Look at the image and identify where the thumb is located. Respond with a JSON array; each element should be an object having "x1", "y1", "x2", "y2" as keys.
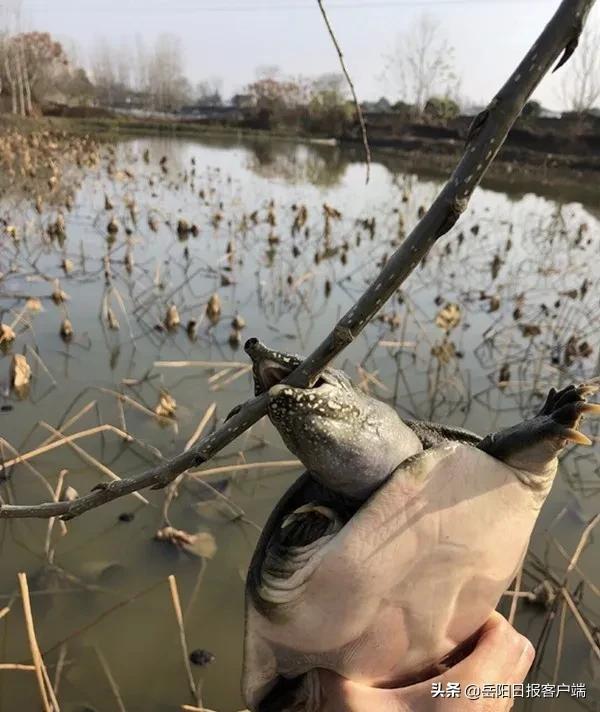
[
  {"x1": 319, "y1": 613, "x2": 535, "y2": 712},
  {"x1": 446, "y1": 611, "x2": 535, "y2": 686}
]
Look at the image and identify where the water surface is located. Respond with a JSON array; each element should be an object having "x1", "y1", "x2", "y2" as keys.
[{"x1": 0, "y1": 134, "x2": 598, "y2": 711}]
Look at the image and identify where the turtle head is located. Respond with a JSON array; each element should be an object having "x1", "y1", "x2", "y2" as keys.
[
  {"x1": 245, "y1": 338, "x2": 422, "y2": 499},
  {"x1": 245, "y1": 338, "x2": 303, "y2": 396},
  {"x1": 245, "y1": 337, "x2": 341, "y2": 395},
  {"x1": 267, "y1": 372, "x2": 422, "y2": 500}
]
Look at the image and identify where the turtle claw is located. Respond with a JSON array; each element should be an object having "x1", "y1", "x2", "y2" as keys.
[
  {"x1": 479, "y1": 382, "x2": 599, "y2": 476},
  {"x1": 561, "y1": 428, "x2": 592, "y2": 447},
  {"x1": 578, "y1": 385, "x2": 599, "y2": 398},
  {"x1": 538, "y1": 382, "x2": 599, "y2": 416},
  {"x1": 537, "y1": 383, "x2": 600, "y2": 445}
]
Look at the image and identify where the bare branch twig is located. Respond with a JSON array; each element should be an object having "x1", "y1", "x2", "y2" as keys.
[
  {"x1": 316, "y1": 0, "x2": 371, "y2": 183},
  {"x1": 168, "y1": 575, "x2": 201, "y2": 707},
  {"x1": 17, "y1": 572, "x2": 58, "y2": 712}
]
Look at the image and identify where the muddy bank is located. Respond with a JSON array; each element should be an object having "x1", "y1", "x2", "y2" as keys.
[{"x1": 4, "y1": 112, "x2": 600, "y2": 205}]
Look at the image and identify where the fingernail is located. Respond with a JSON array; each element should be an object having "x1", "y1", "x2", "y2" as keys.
[{"x1": 519, "y1": 638, "x2": 535, "y2": 666}]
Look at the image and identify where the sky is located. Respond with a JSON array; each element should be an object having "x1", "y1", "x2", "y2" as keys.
[{"x1": 14, "y1": 0, "x2": 600, "y2": 110}]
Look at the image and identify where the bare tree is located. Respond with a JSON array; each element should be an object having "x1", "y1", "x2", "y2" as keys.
[
  {"x1": 560, "y1": 20, "x2": 600, "y2": 113},
  {"x1": 133, "y1": 35, "x2": 149, "y2": 95},
  {"x1": 311, "y1": 72, "x2": 347, "y2": 103},
  {"x1": 147, "y1": 33, "x2": 189, "y2": 111},
  {"x1": 383, "y1": 14, "x2": 459, "y2": 113},
  {"x1": 196, "y1": 76, "x2": 223, "y2": 105},
  {"x1": 11, "y1": 32, "x2": 69, "y2": 110},
  {"x1": 3, "y1": 51, "x2": 18, "y2": 113},
  {"x1": 0, "y1": 0, "x2": 25, "y2": 115},
  {"x1": 115, "y1": 44, "x2": 133, "y2": 93},
  {"x1": 90, "y1": 38, "x2": 117, "y2": 103},
  {"x1": 18, "y1": 37, "x2": 33, "y2": 114},
  {"x1": 13, "y1": 36, "x2": 25, "y2": 114},
  {"x1": 89, "y1": 33, "x2": 190, "y2": 110}
]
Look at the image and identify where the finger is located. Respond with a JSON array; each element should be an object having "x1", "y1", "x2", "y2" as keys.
[
  {"x1": 452, "y1": 611, "x2": 535, "y2": 686},
  {"x1": 389, "y1": 613, "x2": 534, "y2": 709},
  {"x1": 319, "y1": 669, "x2": 409, "y2": 712},
  {"x1": 319, "y1": 614, "x2": 535, "y2": 712}
]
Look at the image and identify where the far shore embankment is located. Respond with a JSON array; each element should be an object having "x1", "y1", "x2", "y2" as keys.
[{"x1": 3, "y1": 108, "x2": 600, "y2": 205}]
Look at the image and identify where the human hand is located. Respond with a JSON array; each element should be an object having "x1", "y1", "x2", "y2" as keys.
[{"x1": 319, "y1": 612, "x2": 535, "y2": 711}]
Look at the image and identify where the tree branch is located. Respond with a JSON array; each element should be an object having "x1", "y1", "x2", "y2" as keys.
[
  {"x1": 316, "y1": 0, "x2": 372, "y2": 183},
  {"x1": 0, "y1": 0, "x2": 595, "y2": 522}
]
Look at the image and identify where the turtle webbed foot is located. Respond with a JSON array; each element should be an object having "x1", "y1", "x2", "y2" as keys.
[
  {"x1": 535, "y1": 383, "x2": 600, "y2": 444},
  {"x1": 478, "y1": 382, "x2": 600, "y2": 479}
]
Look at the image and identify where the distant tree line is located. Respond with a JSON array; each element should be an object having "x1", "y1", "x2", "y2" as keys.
[
  {"x1": 89, "y1": 34, "x2": 195, "y2": 112},
  {"x1": 243, "y1": 68, "x2": 353, "y2": 134},
  {"x1": 0, "y1": 30, "x2": 94, "y2": 116},
  {"x1": 0, "y1": 7, "x2": 598, "y2": 122}
]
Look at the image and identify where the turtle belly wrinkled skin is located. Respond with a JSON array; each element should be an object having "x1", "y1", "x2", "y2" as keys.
[{"x1": 244, "y1": 442, "x2": 551, "y2": 710}]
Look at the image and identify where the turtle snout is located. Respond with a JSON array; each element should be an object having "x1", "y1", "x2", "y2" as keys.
[{"x1": 244, "y1": 337, "x2": 260, "y2": 354}]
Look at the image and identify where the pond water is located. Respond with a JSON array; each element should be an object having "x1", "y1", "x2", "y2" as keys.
[{"x1": 0, "y1": 133, "x2": 599, "y2": 712}]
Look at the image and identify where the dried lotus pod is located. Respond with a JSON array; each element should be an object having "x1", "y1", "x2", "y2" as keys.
[
  {"x1": 155, "y1": 391, "x2": 177, "y2": 418},
  {"x1": 0, "y1": 324, "x2": 16, "y2": 344},
  {"x1": 165, "y1": 305, "x2": 180, "y2": 330},
  {"x1": 10, "y1": 353, "x2": 31, "y2": 389},
  {"x1": 206, "y1": 294, "x2": 221, "y2": 324},
  {"x1": 60, "y1": 318, "x2": 74, "y2": 340}
]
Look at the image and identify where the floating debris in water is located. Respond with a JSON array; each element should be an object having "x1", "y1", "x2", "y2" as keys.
[
  {"x1": 165, "y1": 305, "x2": 181, "y2": 331},
  {"x1": 60, "y1": 318, "x2": 74, "y2": 341},
  {"x1": 155, "y1": 391, "x2": 177, "y2": 418},
  {"x1": 498, "y1": 363, "x2": 511, "y2": 388},
  {"x1": 525, "y1": 580, "x2": 557, "y2": 609},
  {"x1": 25, "y1": 298, "x2": 43, "y2": 313},
  {"x1": 229, "y1": 329, "x2": 242, "y2": 348},
  {"x1": 187, "y1": 319, "x2": 198, "y2": 340},
  {"x1": 106, "y1": 308, "x2": 120, "y2": 331},
  {"x1": 52, "y1": 284, "x2": 69, "y2": 305},
  {"x1": 206, "y1": 293, "x2": 222, "y2": 324},
  {"x1": 435, "y1": 303, "x2": 461, "y2": 333},
  {"x1": 519, "y1": 324, "x2": 541, "y2": 338},
  {"x1": 232, "y1": 314, "x2": 246, "y2": 330},
  {"x1": 155, "y1": 526, "x2": 217, "y2": 559},
  {"x1": 0, "y1": 324, "x2": 16, "y2": 344},
  {"x1": 10, "y1": 354, "x2": 31, "y2": 389},
  {"x1": 431, "y1": 340, "x2": 457, "y2": 364},
  {"x1": 189, "y1": 649, "x2": 216, "y2": 667},
  {"x1": 107, "y1": 216, "x2": 119, "y2": 235},
  {"x1": 177, "y1": 219, "x2": 191, "y2": 237}
]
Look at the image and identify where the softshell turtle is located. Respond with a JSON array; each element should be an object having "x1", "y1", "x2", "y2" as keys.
[{"x1": 242, "y1": 338, "x2": 599, "y2": 712}]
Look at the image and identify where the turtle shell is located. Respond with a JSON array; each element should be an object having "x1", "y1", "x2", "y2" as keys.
[{"x1": 243, "y1": 442, "x2": 549, "y2": 711}]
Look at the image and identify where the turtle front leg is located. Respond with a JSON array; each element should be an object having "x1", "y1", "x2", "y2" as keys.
[{"x1": 477, "y1": 383, "x2": 600, "y2": 483}]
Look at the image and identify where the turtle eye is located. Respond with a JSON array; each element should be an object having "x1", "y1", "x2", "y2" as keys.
[
  {"x1": 314, "y1": 370, "x2": 338, "y2": 387},
  {"x1": 316, "y1": 369, "x2": 352, "y2": 391}
]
